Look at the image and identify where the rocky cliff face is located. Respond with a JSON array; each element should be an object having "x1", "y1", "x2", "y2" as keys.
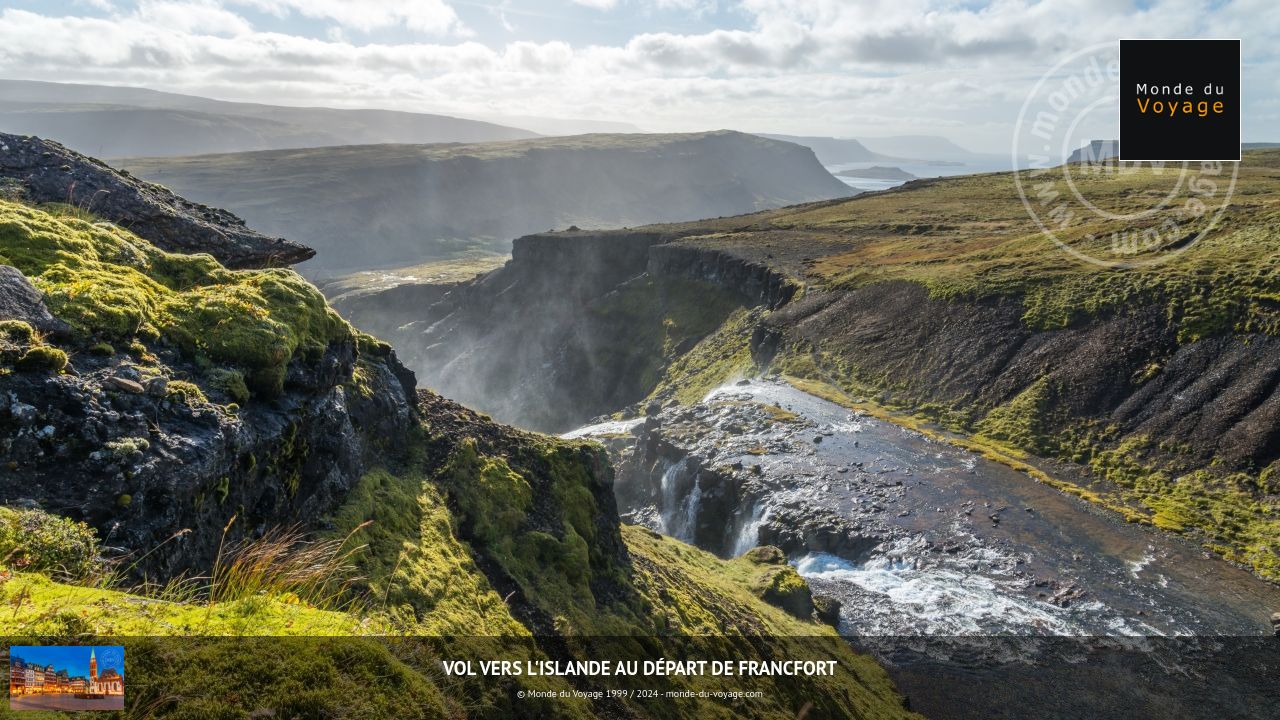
[
  {"x1": 377, "y1": 223, "x2": 799, "y2": 432},
  {"x1": 0, "y1": 155, "x2": 412, "y2": 576}
]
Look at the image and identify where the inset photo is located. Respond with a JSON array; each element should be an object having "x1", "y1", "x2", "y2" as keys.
[{"x1": 9, "y1": 646, "x2": 124, "y2": 712}]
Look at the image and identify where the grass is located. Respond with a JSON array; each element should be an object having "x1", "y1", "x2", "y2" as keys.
[
  {"x1": 645, "y1": 307, "x2": 759, "y2": 406},
  {"x1": 686, "y1": 154, "x2": 1280, "y2": 342},
  {"x1": 208, "y1": 520, "x2": 371, "y2": 611},
  {"x1": 319, "y1": 253, "x2": 510, "y2": 302}
]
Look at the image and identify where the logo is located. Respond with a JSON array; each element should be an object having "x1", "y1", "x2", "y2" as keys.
[{"x1": 1012, "y1": 42, "x2": 1238, "y2": 268}]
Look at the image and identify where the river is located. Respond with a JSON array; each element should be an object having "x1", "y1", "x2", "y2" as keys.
[{"x1": 568, "y1": 377, "x2": 1280, "y2": 718}]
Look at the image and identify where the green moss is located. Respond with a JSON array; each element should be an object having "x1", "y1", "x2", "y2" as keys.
[
  {"x1": 13, "y1": 345, "x2": 67, "y2": 373},
  {"x1": 0, "y1": 507, "x2": 101, "y2": 580},
  {"x1": 0, "y1": 199, "x2": 356, "y2": 399},
  {"x1": 356, "y1": 331, "x2": 393, "y2": 358},
  {"x1": 0, "y1": 319, "x2": 35, "y2": 344},
  {"x1": 166, "y1": 379, "x2": 208, "y2": 405},
  {"x1": 647, "y1": 307, "x2": 758, "y2": 406},
  {"x1": 975, "y1": 377, "x2": 1057, "y2": 455},
  {"x1": 750, "y1": 564, "x2": 814, "y2": 619},
  {"x1": 207, "y1": 367, "x2": 250, "y2": 404},
  {"x1": 1, "y1": 572, "x2": 379, "y2": 636},
  {"x1": 88, "y1": 340, "x2": 115, "y2": 356}
]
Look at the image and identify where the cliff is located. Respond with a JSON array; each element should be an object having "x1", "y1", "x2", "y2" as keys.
[
  {"x1": 118, "y1": 131, "x2": 855, "y2": 274},
  {"x1": 393, "y1": 150, "x2": 1280, "y2": 582}
]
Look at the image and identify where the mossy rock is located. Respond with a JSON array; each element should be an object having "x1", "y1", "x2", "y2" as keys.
[
  {"x1": 742, "y1": 544, "x2": 787, "y2": 565},
  {"x1": 0, "y1": 199, "x2": 355, "y2": 400},
  {"x1": 14, "y1": 345, "x2": 67, "y2": 373},
  {"x1": 751, "y1": 565, "x2": 814, "y2": 619},
  {"x1": 0, "y1": 318, "x2": 35, "y2": 344},
  {"x1": 207, "y1": 367, "x2": 250, "y2": 404}
]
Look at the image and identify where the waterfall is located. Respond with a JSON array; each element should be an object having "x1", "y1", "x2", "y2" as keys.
[
  {"x1": 676, "y1": 478, "x2": 702, "y2": 543},
  {"x1": 658, "y1": 458, "x2": 689, "y2": 536},
  {"x1": 732, "y1": 504, "x2": 768, "y2": 557}
]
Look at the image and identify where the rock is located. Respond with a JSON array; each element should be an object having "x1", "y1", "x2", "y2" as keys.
[
  {"x1": 0, "y1": 265, "x2": 71, "y2": 338},
  {"x1": 144, "y1": 376, "x2": 168, "y2": 397},
  {"x1": 812, "y1": 594, "x2": 842, "y2": 627},
  {"x1": 1271, "y1": 612, "x2": 1279, "y2": 636},
  {"x1": 743, "y1": 545, "x2": 787, "y2": 565},
  {"x1": 105, "y1": 376, "x2": 145, "y2": 394},
  {"x1": 0, "y1": 133, "x2": 312, "y2": 268}
]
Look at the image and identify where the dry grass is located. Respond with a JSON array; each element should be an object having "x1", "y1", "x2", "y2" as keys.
[{"x1": 207, "y1": 517, "x2": 372, "y2": 611}]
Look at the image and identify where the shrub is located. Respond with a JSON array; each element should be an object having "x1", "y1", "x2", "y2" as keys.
[
  {"x1": 14, "y1": 345, "x2": 67, "y2": 373},
  {"x1": 0, "y1": 507, "x2": 101, "y2": 580}
]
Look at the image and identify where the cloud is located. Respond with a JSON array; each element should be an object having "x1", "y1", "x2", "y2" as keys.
[
  {"x1": 137, "y1": 0, "x2": 253, "y2": 36},
  {"x1": 0, "y1": 1, "x2": 1274, "y2": 151},
  {"x1": 229, "y1": 0, "x2": 467, "y2": 35},
  {"x1": 569, "y1": 0, "x2": 620, "y2": 9}
]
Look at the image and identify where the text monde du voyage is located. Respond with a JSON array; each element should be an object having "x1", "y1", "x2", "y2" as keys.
[{"x1": 1135, "y1": 82, "x2": 1228, "y2": 118}]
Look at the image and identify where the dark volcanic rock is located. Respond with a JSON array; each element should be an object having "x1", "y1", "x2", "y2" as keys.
[
  {"x1": 0, "y1": 265, "x2": 70, "y2": 337},
  {"x1": 0, "y1": 334, "x2": 419, "y2": 579},
  {"x1": 0, "y1": 133, "x2": 313, "y2": 268}
]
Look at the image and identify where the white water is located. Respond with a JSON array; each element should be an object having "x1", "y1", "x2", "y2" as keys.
[
  {"x1": 658, "y1": 458, "x2": 689, "y2": 537},
  {"x1": 560, "y1": 417, "x2": 644, "y2": 439},
  {"x1": 732, "y1": 504, "x2": 769, "y2": 558},
  {"x1": 795, "y1": 551, "x2": 1085, "y2": 635}
]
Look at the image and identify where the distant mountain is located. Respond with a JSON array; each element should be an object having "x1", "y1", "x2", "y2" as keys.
[
  {"x1": 837, "y1": 166, "x2": 916, "y2": 181},
  {"x1": 757, "y1": 134, "x2": 888, "y2": 164},
  {"x1": 1068, "y1": 140, "x2": 1119, "y2": 163},
  {"x1": 119, "y1": 130, "x2": 855, "y2": 275},
  {"x1": 472, "y1": 115, "x2": 644, "y2": 135},
  {"x1": 0, "y1": 79, "x2": 537, "y2": 156},
  {"x1": 857, "y1": 135, "x2": 977, "y2": 161}
]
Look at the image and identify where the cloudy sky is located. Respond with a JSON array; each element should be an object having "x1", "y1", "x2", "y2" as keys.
[{"x1": 0, "y1": 0, "x2": 1275, "y2": 152}]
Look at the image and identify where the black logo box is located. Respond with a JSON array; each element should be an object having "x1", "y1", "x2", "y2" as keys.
[{"x1": 1119, "y1": 39, "x2": 1240, "y2": 161}]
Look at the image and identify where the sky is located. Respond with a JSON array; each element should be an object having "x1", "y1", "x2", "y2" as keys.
[
  {"x1": 10, "y1": 646, "x2": 124, "y2": 679},
  {"x1": 0, "y1": 0, "x2": 1275, "y2": 153}
]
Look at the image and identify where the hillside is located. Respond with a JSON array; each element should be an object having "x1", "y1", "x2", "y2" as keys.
[
  {"x1": 0, "y1": 79, "x2": 537, "y2": 156},
  {"x1": 376, "y1": 151, "x2": 1280, "y2": 584},
  {"x1": 119, "y1": 131, "x2": 855, "y2": 275},
  {"x1": 0, "y1": 134, "x2": 916, "y2": 719},
  {"x1": 758, "y1": 134, "x2": 888, "y2": 164}
]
